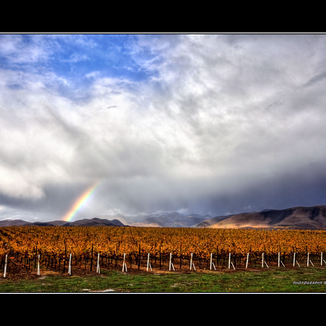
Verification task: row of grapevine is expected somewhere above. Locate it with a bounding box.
[1,226,326,277]
[2,250,326,278]
[1,226,326,256]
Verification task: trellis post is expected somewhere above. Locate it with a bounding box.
[190,253,196,271]
[122,253,128,272]
[209,253,216,270]
[146,253,152,272]
[3,254,8,278]
[96,253,101,274]
[245,253,249,269]
[321,252,326,266]
[293,252,296,267]
[306,252,314,267]
[321,252,323,266]
[37,254,40,276]
[68,253,72,275]
[169,252,175,271]
[261,252,269,268]
[307,252,310,267]
[278,252,285,267]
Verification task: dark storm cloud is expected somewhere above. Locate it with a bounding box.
[196,162,326,216]
[302,71,326,88]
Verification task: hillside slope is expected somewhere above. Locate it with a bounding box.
[197,205,326,229]
[0,217,125,227]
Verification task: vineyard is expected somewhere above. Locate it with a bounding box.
[1,226,326,278]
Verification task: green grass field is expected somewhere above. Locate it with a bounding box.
[1,267,326,293]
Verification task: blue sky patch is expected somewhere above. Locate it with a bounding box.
[0,34,159,97]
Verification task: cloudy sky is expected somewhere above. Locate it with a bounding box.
[1,33,326,222]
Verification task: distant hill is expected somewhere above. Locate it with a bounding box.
[0,217,126,227]
[196,205,326,229]
[0,219,31,227]
[130,212,210,227]
[0,212,210,228]
[4,206,326,229]
[64,218,125,227]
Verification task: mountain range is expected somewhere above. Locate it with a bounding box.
[196,205,326,229]
[130,212,210,227]
[1,205,326,229]
[0,213,208,228]
[0,217,125,227]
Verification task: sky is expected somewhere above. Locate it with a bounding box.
[1,33,326,222]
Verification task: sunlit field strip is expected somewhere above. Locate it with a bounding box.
[1,226,326,257]
[1,226,326,278]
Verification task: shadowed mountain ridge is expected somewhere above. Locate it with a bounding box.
[196,205,326,229]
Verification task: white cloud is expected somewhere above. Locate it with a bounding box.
[0,35,51,64]
[62,53,89,63]
[1,34,326,218]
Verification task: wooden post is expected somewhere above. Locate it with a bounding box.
[146,253,152,272]
[293,252,296,267]
[68,253,72,275]
[37,254,40,276]
[209,253,216,271]
[209,253,216,270]
[230,261,236,270]
[321,252,326,266]
[278,252,285,267]
[245,253,249,269]
[122,253,127,272]
[169,253,175,271]
[96,253,100,274]
[261,252,264,268]
[228,252,231,269]
[307,252,310,267]
[210,253,213,270]
[146,253,149,272]
[3,254,8,278]
[189,253,196,271]
[169,252,172,271]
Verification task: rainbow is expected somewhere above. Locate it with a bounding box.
[62,182,99,222]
